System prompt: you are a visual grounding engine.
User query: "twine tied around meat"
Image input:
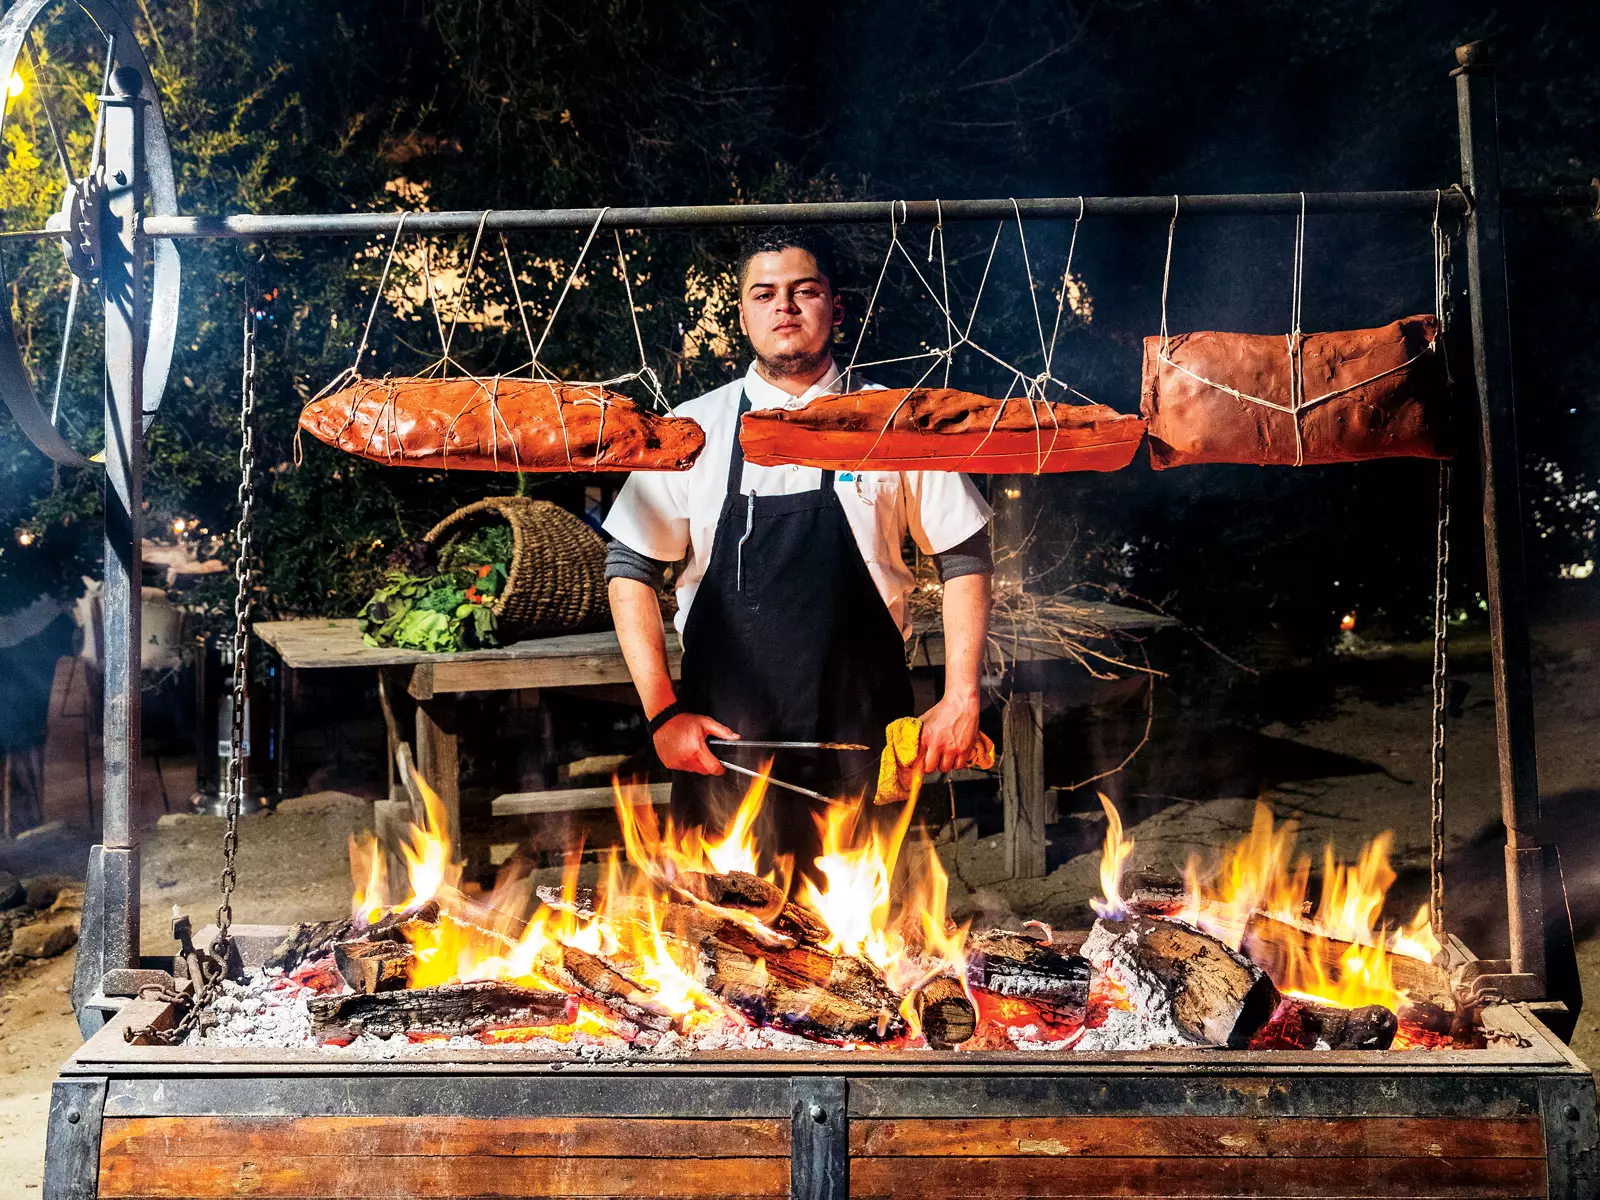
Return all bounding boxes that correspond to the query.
[1155,192,1452,467]
[297,207,670,473]
[835,196,1096,484]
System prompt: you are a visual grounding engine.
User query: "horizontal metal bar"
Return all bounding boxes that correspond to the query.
[116,185,1590,240]
[0,186,1587,244]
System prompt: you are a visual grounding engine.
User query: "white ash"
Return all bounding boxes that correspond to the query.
[1078,917,1202,1051]
[189,971,854,1057]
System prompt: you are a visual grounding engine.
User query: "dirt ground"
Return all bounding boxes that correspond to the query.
[0,592,1596,1196]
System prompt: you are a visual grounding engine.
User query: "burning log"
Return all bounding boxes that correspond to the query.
[672,870,786,924]
[1083,915,1280,1048]
[1239,912,1453,1009]
[307,980,576,1040]
[1125,871,1187,918]
[698,942,905,1042]
[333,939,414,994]
[1250,996,1398,1051]
[964,929,1091,1022]
[913,976,977,1049]
[531,942,678,1035]
[267,900,441,972]
[536,883,797,956]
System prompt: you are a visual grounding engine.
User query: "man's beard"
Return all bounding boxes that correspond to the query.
[755,341,832,382]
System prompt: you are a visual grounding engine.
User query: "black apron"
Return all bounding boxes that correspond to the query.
[671,390,915,867]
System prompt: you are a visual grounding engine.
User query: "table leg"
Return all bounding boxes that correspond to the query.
[414,694,461,850]
[273,652,290,803]
[1001,691,1047,879]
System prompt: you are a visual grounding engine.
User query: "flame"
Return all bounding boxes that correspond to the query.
[1179,801,1443,1010]
[1090,793,1134,919]
[345,760,971,1046]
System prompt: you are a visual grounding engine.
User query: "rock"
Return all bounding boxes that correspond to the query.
[23,874,76,910]
[0,870,21,910]
[156,811,196,828]
[11,913,81,959]
[50,885,86,913]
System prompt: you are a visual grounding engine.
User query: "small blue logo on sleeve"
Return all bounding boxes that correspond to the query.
[838,472,854,482]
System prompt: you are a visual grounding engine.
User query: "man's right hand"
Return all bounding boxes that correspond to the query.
[653,713,739,775]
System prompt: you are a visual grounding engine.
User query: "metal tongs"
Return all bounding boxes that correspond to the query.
[706,737,874,804]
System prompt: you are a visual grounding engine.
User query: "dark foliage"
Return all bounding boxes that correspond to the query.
[0,0,1592,656]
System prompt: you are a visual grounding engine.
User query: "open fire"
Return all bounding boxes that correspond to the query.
[221,769,1465,1055]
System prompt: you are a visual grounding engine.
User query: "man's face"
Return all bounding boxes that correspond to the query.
[738,248,842,378]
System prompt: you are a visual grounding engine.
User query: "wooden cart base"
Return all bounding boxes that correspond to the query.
[45,1000,1596,1199]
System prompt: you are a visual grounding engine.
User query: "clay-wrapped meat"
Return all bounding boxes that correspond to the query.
[298,376,704,472]
[738,388,1146,474]
[1141,315,1449,469]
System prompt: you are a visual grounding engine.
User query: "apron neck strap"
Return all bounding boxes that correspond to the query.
[726,387,835,497]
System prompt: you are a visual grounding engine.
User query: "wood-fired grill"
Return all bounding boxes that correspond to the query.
[6,1,1591,1189]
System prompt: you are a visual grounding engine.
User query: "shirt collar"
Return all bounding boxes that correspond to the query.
[741,358,843,411]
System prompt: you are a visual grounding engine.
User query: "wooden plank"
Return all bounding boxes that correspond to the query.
[1001,691,1047,879]
[101,1115,789,1159]
[413,695,459,847]
[850,1116,1546,1159]
[493,781,671,816]
[429,653,658,692]
[256,610,1166,676]
[100,1152,790,1198]
[848,1155,1543,1198]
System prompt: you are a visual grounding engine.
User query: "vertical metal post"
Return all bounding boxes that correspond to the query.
[1454,42,1544,987]
[95,65,147,972]
[790,1077,848,1200]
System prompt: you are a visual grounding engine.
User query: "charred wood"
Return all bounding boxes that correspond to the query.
[697,942,904,1042]
[333,939,414,994]
[914,976,977,1048]
[1250,996,1398,1050]
[965,929,1090,1021]
[307,980,576,1039]
[1083,915,1279,1048]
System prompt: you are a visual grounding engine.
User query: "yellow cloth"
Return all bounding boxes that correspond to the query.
[874,717,996,805]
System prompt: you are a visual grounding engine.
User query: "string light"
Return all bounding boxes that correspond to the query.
[16,529,35,546]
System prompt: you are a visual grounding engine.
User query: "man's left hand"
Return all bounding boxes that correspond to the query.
[918,689,980,774]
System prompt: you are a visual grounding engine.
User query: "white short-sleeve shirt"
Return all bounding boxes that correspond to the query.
[602,360,992,638]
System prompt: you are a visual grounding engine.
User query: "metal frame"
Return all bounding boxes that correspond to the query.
[0,10,1577,1046]
[40,995,1599,1199]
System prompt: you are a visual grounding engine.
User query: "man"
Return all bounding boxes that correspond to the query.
[603,228,992,858]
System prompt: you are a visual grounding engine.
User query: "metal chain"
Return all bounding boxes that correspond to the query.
[1427,208,1454,946]
[216,275,259,950]
[1429,459,1451,944]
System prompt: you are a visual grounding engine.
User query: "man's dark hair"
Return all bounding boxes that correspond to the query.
[734,226,840,293]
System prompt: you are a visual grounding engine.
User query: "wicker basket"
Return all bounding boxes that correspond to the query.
[423,496,610,640]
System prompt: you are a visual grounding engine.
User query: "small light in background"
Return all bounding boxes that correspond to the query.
[16,529,35,546]
[1002,487,1022,500]
[7,71,25,99]
[172,518,186,535]
[1339,612,1357,632]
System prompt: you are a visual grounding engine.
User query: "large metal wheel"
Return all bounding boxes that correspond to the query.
[0,0,179,467]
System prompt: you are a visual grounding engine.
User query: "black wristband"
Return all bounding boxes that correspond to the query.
[646,701,683,735]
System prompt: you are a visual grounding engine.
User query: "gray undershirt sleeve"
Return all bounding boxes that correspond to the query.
[933,527,993,582]
[604,540,668,590]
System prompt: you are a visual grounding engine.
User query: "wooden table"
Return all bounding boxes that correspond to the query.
[256,600,1172,881]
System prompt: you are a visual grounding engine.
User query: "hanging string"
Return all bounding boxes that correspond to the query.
[839,202,1100,476]
[1158,195,1178,356]
[1286,192,1308,465]
[1155,192,1434,462]
[1044,197,1085,378]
